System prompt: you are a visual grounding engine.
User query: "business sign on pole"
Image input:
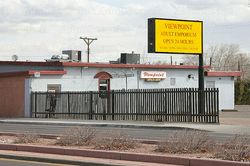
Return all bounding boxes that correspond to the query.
[148,18,203,54]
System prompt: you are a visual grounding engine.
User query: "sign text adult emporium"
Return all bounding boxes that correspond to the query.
[148,18,203,54]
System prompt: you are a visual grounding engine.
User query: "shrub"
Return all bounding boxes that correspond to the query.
[14,133,40,144]
[156,130,214,154]
[214,135,250,162]
[235,80,250,105]
[56,127,96,146]
[94,132,137,151]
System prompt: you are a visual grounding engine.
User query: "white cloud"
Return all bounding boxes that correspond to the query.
[0,0,249,62]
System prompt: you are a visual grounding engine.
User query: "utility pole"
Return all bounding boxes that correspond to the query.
[237,61,241,81]
[80,37,97,63]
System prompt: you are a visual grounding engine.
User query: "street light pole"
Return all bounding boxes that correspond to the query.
[80,37,97,63]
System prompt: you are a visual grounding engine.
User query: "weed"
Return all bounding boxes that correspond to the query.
[156,130,214,154]
[56,127,96,146]
[94,132,138,151]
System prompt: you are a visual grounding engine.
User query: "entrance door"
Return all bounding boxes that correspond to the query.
[94,72,113,120]
[99,79,110,98]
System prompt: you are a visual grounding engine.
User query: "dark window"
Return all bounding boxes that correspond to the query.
[99,79,108,84]
[100,86,107,91]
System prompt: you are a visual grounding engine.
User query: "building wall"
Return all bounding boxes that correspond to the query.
[29,67,235,111]
[205,76,235,110]
[0,76,25,117]
[30,67,199,91]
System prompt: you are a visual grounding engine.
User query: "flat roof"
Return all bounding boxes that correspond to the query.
[0,61,62,66]
[0,61,209,69]
[0,70,66,78]
[205,71,241,77]
[0,61,242,77]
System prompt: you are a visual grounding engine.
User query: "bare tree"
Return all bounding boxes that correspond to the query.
[182,43,250,79]
[207,44,241,71]
[182,55,199,65]
[183,44,249,70]
[237,53,250,79]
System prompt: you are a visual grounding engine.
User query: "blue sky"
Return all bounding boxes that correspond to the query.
[0,0,249,63]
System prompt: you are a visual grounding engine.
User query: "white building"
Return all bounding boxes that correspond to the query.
[0,61,241,117]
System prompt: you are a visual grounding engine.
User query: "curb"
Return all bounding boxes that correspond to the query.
[0,144,249,166]
[0,120,210,131]
[221,109,238,112]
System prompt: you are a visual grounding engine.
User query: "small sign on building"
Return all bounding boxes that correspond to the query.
[141,71,166,82]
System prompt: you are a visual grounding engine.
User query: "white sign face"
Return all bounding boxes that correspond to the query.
[141,71,166,79]
[34,72,40,78]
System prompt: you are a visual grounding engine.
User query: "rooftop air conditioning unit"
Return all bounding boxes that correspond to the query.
[120,52,140,64]
[62,50,81,62]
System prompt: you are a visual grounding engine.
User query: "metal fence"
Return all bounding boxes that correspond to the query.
[31,88,219,123]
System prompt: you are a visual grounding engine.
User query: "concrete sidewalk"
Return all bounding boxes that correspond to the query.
[0,118,249,136]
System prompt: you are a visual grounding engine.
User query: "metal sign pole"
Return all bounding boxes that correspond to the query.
[198,53,205,115]
[198,54,204,90]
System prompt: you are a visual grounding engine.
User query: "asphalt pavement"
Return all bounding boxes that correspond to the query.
[0,119,248,142]
[0,158,73,166]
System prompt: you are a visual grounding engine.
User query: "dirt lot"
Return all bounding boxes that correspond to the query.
[0,135,214,159]
[0,131,249,163]
[220,105,250,125]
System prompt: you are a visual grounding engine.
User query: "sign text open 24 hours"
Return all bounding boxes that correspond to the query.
[148,18,203,54]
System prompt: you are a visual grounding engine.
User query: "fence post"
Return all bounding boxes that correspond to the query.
[111,90,115,120]
[205,89,208,123]
[102,99,106,120]
[188,88,192,122]
[30,92,33,118]
[34,92,37,118]
[89,91,93,120]
[107,91,111,120]
[67,92,70,118]
[198,89,205,122]
[216,88,219,123]
[164,89,167,121]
